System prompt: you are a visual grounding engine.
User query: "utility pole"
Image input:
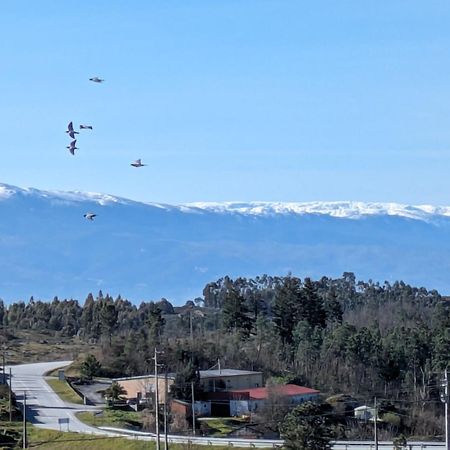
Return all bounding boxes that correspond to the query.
[2,349,5,384]
[373,396,378,450]
[9,368,12,422]
[154,348,160,450]
[188,308,196,437]
[441,369,449,450]
[164,369,169,450]
[23,391,27,449]
[191,381,196,436]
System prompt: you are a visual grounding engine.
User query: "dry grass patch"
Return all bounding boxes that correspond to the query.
[45,378,84,404]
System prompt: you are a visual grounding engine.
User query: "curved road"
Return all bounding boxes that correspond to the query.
[8,361,118,436]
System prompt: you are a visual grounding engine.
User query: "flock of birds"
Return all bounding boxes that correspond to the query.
[66,77,146,221]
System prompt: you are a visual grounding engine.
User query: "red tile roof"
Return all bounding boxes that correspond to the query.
[231,384,320,400]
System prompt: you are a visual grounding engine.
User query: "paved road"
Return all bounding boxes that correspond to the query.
[8,361,118,436]
[75,380,111,406]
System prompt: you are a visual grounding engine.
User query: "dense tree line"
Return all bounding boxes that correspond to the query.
[0,272,448,439]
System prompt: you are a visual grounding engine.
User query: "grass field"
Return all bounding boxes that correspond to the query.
[1,424,244,449]
[0,328,98,366]
[77,409,143,430]
[27,428,155,450]
[45,378,84,404]
[198,418,248,437]
[46,359,84,378]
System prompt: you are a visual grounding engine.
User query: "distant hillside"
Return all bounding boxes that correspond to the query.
[1,182,450,302]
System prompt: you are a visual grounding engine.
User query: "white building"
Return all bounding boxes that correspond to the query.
[354,405,376,421]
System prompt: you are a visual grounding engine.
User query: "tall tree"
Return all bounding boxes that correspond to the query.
[301,278,327,329]
[105,381,127,406]
[80,354,102,380]
[147,303,165,349]
[100,301,118,345]
[280,402,333,450]
[222,285,252,337]
[273,276,302,344]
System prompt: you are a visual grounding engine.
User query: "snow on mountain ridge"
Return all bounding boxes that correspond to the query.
[185,201,450,221]
[0,182,164,208]
[0,185,15,199]
[2,182,450,221]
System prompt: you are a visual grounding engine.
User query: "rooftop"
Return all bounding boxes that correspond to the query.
[354,405,375,411]
[113,368,261,382]
[231,384,320,400]
[113,373,176,381]
[199,369,262,378]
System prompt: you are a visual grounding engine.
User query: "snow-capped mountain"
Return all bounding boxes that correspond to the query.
[1,182,449,303]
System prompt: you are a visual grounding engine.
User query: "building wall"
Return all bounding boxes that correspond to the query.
[200,373,263,392]
[171,400,211,418]
[355,406,375,421]
[117,376,174,403]
[230,392,319,416]
[230,400,250,416]
[195,401,211,417]
[289,393,319,404]
[171,399,190,417]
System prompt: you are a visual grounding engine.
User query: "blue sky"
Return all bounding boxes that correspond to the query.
[2,0,450,204]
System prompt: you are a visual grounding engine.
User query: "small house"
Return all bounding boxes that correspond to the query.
[113,374,175,404]
[354,405,376,421]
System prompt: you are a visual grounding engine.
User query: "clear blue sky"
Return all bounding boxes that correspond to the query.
[2,0,450,204]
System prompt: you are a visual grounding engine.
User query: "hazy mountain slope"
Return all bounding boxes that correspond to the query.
[1,183,449,303]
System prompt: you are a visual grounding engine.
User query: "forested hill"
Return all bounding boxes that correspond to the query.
[4,182,450,301]
[1,273,449,437]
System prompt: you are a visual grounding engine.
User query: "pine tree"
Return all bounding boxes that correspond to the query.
[280,402,333,450]
[80,354,102,380]
[147,303,165,348]
[222,284,252,337]
[323,288,343,325]
[273,276,302,344]
[301,278,327,328]
[100,301,118,345]
[105,381,127,406]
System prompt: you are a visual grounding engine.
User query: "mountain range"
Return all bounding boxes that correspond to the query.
[1,182,449,303]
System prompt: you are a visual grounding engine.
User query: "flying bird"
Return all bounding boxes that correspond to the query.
[66,121,79,139]
[131,159,146,167]
[89,77,104,83]
[83,213,97,221]
[66,140,78,155]
[79,125,93,130]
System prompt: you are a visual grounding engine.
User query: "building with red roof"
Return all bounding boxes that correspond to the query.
[228,384,320,416]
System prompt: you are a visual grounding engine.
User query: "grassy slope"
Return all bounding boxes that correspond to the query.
[0,329,97,366]
[45,378,84,404]
[47,359,84,378]
[199,418,248,437]
[28,428,155,450]
[76,409,143,430]
[25,427,243,450]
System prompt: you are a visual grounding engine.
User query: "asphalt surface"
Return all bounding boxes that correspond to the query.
[75,380,111,406]
[8,361,116,435]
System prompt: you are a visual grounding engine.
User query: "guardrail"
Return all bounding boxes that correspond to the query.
[98,427,445,449]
